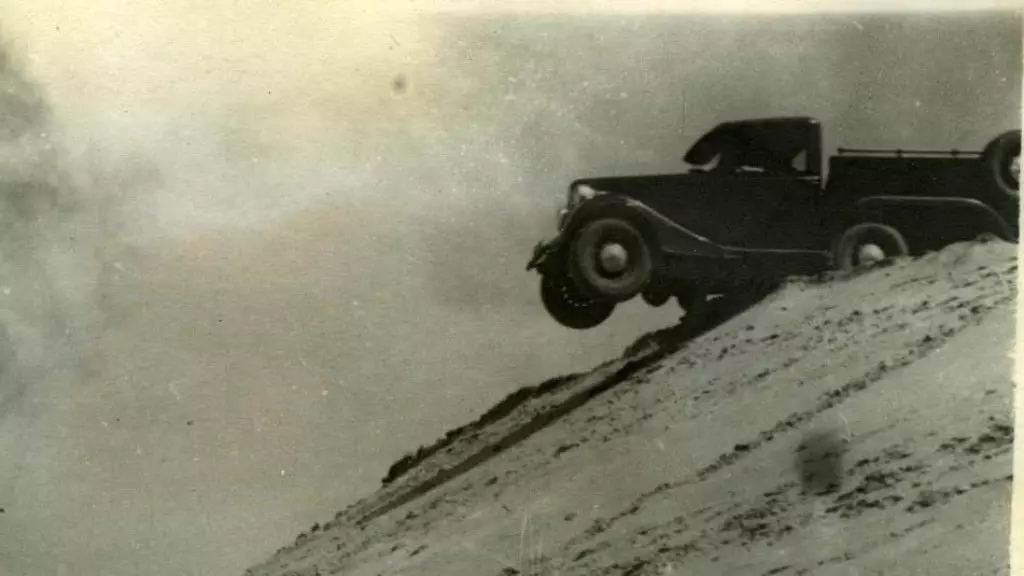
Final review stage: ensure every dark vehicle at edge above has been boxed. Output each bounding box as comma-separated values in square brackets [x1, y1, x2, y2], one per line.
[526, 116, 1020, 329]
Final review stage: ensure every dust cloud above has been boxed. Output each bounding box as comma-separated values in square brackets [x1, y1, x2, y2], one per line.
[0, 29, 104, 420]
[0, 4, 1017, 576]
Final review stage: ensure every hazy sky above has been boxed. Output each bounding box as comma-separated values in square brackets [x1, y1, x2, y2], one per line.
[0, 3, 1018, 576]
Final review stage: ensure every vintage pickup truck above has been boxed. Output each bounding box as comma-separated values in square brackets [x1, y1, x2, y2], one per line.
[526, 116, 1020, 329]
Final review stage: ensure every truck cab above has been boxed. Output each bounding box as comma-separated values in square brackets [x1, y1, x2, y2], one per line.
[683, 115, 824, 183]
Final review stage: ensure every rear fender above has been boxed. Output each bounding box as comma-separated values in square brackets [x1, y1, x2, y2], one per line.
[846, 195, 1016, 247]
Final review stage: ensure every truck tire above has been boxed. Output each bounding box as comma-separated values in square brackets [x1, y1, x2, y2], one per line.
[540, 274, 615, 330]
[641, 275, 673, 307]
[833, 222, 909, 271]
[981, 129, 1020, 200]
[642, 289, 671, 307]
[568, 217, 654, 302]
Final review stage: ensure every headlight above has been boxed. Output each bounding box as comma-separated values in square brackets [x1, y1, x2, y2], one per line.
[567, 184, 599, 208]
[556, 206, 569, 230]
[577, 184, 597, 202]
[558, 184, 602, 230]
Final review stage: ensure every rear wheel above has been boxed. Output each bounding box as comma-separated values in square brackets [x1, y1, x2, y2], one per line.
[539, 273, 615, 330]
[833, 222, 909, 271]
[568, 217, 655, 302]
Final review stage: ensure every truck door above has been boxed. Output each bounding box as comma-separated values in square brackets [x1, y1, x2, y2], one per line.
[755, 175, 829, 251]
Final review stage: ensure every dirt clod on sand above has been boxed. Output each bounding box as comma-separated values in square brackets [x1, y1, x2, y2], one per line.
[245, 238, 1017, 576]
[796, 429, 848, 496]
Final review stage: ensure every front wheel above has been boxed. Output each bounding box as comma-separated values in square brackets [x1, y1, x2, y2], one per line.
[832, 222, 910, 271]
[568, 217, 655, 302]
[540, 274, 615, 330]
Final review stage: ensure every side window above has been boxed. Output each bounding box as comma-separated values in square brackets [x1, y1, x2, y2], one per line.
[792, 149, 808, 174]
[711, 151, 737, 173]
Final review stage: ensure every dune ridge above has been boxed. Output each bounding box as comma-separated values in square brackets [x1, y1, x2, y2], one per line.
[247, 238, 1018, 576]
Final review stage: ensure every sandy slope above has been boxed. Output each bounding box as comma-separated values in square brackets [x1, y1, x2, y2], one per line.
[246, 239, 1018, 576]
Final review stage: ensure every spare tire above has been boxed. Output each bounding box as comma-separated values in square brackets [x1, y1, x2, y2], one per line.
[568, 217, 654, 302]
[832, 222, 909, 271]
[981, 129, 1020, 199]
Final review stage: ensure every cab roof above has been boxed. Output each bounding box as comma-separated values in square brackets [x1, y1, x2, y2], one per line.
[683, 116, 821, 168]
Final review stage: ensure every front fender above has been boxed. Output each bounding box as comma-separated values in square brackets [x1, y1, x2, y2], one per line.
[562, 194, 728, 259]
[528, 193, 732, 275]
[618, 198, 729, 258]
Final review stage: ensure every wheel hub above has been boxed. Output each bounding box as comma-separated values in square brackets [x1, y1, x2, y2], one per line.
[598, 242, 629, 274]
[1011, 153, 1020, 185]
[857, 243, 885, 264]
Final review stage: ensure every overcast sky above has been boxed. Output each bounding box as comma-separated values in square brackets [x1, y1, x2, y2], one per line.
[0, 4, 1018, 576]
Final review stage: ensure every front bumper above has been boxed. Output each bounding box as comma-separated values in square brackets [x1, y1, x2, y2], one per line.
[526, 237, 561, 271]
[527, 194, 585, 271]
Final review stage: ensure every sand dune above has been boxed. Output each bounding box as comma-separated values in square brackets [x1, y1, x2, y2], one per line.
[245, 238, 1018, 576]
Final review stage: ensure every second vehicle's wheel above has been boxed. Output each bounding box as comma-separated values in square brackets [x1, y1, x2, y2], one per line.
[642, 289, 671, 307]
[641, 275, 673, 307]
[832, 222, 910, 271]
[568, 217, 655, 302]
[981, 129, 1020, 200]
[540, 274, 615, 330]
